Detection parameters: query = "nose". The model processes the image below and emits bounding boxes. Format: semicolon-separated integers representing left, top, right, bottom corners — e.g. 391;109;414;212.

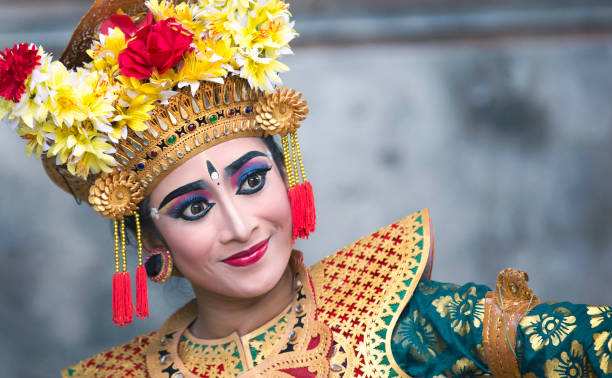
217;195;255;244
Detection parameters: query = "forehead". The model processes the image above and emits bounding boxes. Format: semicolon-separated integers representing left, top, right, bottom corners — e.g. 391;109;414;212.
150;137;269;200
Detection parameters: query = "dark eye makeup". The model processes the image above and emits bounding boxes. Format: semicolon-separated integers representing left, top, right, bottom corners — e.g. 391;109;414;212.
158;152;273;221
236;166;272;195
165;190;215;221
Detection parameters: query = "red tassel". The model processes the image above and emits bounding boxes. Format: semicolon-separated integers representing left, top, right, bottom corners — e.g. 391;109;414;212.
112;272;123;326
135;265;149;319
122;272;134;325
288;181;316;239
112;272;134;327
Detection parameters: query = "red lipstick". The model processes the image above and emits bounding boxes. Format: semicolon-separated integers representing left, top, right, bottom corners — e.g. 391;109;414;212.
223;239;269;267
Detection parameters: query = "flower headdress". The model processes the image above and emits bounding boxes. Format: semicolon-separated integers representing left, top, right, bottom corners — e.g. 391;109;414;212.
0;0;315;326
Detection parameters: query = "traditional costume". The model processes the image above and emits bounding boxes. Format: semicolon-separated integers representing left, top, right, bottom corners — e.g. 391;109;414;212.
1;0;610;377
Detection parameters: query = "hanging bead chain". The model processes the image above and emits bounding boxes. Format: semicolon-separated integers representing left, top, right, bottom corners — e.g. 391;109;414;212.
291;131;307;183
281;134;296;188
290;132;299;185
134;211;143;266
113;220;120;274
120;218;127;272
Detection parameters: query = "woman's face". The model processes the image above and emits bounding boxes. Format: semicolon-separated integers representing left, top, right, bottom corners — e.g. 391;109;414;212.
149;137;293;300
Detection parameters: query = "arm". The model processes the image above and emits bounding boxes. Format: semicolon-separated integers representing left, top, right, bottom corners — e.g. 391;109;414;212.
391;271;612;377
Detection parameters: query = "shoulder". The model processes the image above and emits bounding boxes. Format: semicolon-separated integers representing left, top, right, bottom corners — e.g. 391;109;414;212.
62;332;154;378
309;208;434;333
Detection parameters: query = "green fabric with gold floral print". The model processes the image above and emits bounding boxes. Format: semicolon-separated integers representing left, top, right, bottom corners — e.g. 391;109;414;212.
391;280;612;377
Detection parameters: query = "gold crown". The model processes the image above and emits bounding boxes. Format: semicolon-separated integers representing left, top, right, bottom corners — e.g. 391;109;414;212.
43;78;309;220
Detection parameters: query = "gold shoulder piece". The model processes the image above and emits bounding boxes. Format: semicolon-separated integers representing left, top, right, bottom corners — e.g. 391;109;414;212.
310;209;433;377
62;332;152;377
482;268;540;378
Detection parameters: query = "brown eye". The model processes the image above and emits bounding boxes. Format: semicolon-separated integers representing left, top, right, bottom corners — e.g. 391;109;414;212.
183;201;207;217
237;168;271;194
247;175;261;188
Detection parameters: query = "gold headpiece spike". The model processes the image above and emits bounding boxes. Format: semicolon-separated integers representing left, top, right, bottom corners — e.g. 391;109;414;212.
192;97;200;114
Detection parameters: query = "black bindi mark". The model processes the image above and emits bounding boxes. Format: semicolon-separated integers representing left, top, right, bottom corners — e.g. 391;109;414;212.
207;160;219;181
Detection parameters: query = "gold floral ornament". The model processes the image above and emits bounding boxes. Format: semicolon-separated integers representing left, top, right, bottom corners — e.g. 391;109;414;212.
255;86;309;136
89;171;144;219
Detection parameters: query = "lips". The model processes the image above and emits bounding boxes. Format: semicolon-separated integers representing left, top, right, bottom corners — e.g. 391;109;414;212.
222;238;269;267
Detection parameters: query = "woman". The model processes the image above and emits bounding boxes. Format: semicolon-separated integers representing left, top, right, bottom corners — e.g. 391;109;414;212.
1;0;611;376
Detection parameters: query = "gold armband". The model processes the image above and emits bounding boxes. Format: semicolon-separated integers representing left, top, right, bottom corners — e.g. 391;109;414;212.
482;268;540;377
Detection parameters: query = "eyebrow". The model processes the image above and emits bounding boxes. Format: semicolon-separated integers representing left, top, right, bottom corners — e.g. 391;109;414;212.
224;151;268;176
158;179;207;210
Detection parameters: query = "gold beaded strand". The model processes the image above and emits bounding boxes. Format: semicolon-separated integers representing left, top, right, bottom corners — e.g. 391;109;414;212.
290;132;299;186
113;220;120;274
120;218;127;273
134;211;143;267
281;134;296;188
291;131;307;183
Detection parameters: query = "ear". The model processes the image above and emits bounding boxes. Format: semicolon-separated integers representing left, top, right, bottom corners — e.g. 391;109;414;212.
140;226;168;255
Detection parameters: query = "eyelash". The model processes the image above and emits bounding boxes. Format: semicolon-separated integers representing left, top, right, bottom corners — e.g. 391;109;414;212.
236;166;272;195
169;194;215;221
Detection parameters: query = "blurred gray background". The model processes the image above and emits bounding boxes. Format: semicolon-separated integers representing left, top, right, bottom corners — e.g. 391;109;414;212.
2;0;612;376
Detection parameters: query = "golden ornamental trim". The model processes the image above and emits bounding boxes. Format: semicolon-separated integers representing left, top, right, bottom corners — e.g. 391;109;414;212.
89;170;144;219
255;86;308;136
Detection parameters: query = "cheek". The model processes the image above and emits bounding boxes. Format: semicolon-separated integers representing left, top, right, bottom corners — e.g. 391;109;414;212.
261;168;292;226
155;221;215;266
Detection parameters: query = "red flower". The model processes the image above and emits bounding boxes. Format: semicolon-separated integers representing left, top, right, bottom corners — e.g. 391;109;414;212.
118;17;193;80
100;12;154;38
0;43;41;102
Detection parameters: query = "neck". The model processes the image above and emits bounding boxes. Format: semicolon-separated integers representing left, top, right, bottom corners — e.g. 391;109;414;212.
189;265;295;339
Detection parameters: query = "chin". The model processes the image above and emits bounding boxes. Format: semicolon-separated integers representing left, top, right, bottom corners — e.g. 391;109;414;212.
235;257;289;299
227;245;292;299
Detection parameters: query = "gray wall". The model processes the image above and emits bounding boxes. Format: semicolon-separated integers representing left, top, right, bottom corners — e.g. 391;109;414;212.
1;1;612;377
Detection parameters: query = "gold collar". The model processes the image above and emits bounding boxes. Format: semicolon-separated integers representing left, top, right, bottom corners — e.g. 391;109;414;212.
145;251;334;378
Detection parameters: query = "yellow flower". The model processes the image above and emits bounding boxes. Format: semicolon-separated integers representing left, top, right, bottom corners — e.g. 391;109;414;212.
87;27;126;75
544;340;595;378
160;1;207;36
193;35;236;66
47;61;87;127
70;135;117;178
201;3;234;37
227;0;293;50
256;18;296;52
226;0;254;18
112;94;156;140
236;52;288;92
16;122;55;157
587;306;612;329
116;75;164;99
48;124;116;179
521;307;577;351
594;331;612;374
432;286;484;336
147;0;177;21
79;70;119;132
176;38;235;93
11;92;43;128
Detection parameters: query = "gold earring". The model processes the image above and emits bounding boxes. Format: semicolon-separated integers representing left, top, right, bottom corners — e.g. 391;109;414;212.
143;249;174;283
